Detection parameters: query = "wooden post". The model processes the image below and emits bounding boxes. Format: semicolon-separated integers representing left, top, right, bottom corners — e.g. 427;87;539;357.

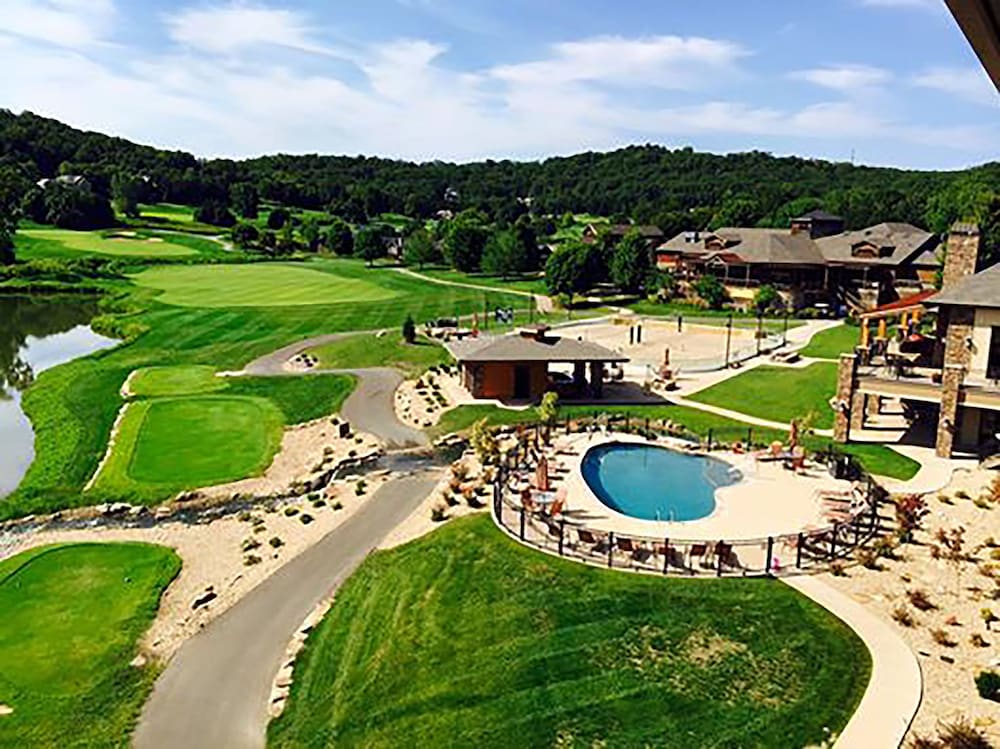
765;536;774;576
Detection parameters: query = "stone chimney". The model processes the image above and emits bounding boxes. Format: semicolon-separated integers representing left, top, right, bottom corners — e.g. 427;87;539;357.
941;222;981;290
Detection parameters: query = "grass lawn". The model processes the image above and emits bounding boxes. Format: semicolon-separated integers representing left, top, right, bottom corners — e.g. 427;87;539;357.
16;228;201;259
307;334;451;378
0;543;180;748
90;395;283;501
429;402;920;481
799;324;861;359
224;374;355;424
129;365;226;397
270;515;869;748
688;363;839;430
131;262;399;307
417;267;549;296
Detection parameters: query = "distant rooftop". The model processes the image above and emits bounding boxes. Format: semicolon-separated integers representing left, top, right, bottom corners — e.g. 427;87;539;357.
447;329;628;364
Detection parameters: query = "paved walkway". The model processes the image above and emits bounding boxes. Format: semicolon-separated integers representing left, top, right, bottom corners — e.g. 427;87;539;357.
785;575;922;748
393;267;554;313
239;336;426;448
134;466;443;749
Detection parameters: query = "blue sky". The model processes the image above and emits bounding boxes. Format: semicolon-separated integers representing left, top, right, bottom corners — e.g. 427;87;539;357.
0;0;996;168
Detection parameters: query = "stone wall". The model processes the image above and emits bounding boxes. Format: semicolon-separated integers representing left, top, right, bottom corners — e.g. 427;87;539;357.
941;222;980;290
935;364;965;458
833;353;857;442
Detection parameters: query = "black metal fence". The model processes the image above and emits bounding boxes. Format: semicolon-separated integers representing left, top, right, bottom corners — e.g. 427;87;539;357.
489;416;885;578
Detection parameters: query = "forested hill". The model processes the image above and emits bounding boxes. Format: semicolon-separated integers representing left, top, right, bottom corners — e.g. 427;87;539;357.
2;109;998;233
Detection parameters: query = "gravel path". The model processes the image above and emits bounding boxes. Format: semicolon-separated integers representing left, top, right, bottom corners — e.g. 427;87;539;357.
134;466;443;749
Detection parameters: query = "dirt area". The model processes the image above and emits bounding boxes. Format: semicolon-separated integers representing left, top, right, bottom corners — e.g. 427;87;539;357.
10;470;391;662
197;416;382;500
394;370;468;428
823;467;1000;741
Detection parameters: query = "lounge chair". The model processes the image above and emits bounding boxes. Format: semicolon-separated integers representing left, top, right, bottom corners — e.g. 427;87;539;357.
688;543;709;569
577;529;607;555
617;537;652;565
714;542;740;570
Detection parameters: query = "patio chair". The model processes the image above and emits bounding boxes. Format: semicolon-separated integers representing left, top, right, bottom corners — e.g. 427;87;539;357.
617;537;652;565
688;543;709;569
577;528;607;555
714;542;740;570
652;542;684;570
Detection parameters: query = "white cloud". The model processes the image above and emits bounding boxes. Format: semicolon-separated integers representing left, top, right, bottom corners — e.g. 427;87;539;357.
492;35;749;90
163;2;339;56
790;64;892;92
0;0;116;48
911;66;998;107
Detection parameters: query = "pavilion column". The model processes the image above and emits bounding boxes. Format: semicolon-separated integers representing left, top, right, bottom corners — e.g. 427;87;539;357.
833;352;858;443
589;362;605;399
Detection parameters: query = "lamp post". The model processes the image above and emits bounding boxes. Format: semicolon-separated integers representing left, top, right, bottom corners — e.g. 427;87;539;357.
782;310;789;347
756;312;764;356
724;314;733;368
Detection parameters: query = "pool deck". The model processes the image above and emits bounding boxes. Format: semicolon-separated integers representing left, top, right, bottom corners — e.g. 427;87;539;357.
545;432;853;543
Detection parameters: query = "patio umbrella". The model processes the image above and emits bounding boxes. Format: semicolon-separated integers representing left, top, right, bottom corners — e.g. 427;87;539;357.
535;456;550;492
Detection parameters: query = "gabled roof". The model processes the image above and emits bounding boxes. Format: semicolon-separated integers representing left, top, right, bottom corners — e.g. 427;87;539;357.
607;224;665;238
931;262;1000;309
661;227;825;265
793;209;843;222
447;332;628;364
815;222;939;267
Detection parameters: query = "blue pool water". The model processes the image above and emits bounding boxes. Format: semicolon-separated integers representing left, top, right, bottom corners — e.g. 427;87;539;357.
581;443;742;522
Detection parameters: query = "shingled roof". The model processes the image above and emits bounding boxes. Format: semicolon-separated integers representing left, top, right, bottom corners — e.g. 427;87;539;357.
931;262;1000;309
447;331;628;363
815;222;939;267
660;228;825;265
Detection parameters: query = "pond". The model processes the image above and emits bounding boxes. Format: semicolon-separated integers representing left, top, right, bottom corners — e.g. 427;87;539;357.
1;296;118;498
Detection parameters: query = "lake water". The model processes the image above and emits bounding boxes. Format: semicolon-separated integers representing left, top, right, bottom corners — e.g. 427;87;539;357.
0;296;118;498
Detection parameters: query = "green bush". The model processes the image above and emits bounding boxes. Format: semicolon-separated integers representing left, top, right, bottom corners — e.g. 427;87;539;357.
975;670;1000;702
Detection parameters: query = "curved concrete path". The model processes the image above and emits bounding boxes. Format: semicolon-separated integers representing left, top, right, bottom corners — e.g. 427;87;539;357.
134;467;442;749
240;335;427;448
785;576;922;747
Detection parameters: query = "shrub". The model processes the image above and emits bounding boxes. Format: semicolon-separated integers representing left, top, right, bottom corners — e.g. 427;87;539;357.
269;536;284;548
312;498;327;508
241;538;261;552
981;608;998;630
402;314;416;344
892;605;915;627
907;589;935;611
986;536;999;548
910;719;992;748
873;535;899;559
975;671;1000;702
894;494;929;543
300;513;314;525
430;505;448;522
355;481;367;496
283;506;299;517
931;628;956;647
332;501;343;511
244;554;262;566
970;633;989;648
238;511;253;522
956;490;971;500
855;547;881;570
938;493;954;505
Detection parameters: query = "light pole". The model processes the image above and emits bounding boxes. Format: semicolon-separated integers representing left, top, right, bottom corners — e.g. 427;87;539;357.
756;312;764;356
782;310;789;347
724;314;733;368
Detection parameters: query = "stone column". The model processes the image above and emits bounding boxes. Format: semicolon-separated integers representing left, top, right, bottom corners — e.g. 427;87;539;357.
865;393;881;419
833;353;857;443
942;223;981;290
935;364;965;458
850;391;866;433
942;307;975;371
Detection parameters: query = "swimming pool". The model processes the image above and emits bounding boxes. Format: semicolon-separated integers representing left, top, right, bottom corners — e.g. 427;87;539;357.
580;442;742;522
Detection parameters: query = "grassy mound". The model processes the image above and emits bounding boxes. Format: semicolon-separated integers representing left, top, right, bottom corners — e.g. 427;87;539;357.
91;395;283;499
270;515;870;748
129;365;227;397
0;543;180;748
307;333;451;377
131;263;398;307
798;324;861;359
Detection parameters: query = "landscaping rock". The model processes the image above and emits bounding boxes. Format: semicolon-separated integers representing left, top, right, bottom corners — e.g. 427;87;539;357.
192;588;217;609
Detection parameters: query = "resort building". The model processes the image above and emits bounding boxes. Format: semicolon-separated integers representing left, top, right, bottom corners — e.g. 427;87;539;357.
657;213;940;312
583;223;665;248
446;326;628;401
834;223;1000;458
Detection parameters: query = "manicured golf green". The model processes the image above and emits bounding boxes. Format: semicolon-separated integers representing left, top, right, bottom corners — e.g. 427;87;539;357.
688;362;839;429
129;365;226;397
799;324;862;359
270;515;870;748
131;263;399;307
0;543;180;748
18;228;197;258
307;334;451;377
90;395;283;501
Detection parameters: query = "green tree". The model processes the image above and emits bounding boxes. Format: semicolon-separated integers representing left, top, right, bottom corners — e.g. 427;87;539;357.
610;228;652;295
481;229;525;279
0;167;29;265
710;196;764;229
402;314;416;344
356;225;385;267
34;183;115;230
693;275;729;310
231;221;259;249
267;207;290;230
195;199;236;228
111;173;143;218
323;217;354;256
753;284;784;315
402;227;439;269
230;183;259;219
443;210;490;272
544;241;596;302
300;215;322;251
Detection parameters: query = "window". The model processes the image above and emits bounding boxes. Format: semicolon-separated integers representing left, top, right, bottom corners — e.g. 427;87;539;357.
988;327;1000;381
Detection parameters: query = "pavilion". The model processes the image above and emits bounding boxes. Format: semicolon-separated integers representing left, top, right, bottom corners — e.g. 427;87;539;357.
446;326;628;401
